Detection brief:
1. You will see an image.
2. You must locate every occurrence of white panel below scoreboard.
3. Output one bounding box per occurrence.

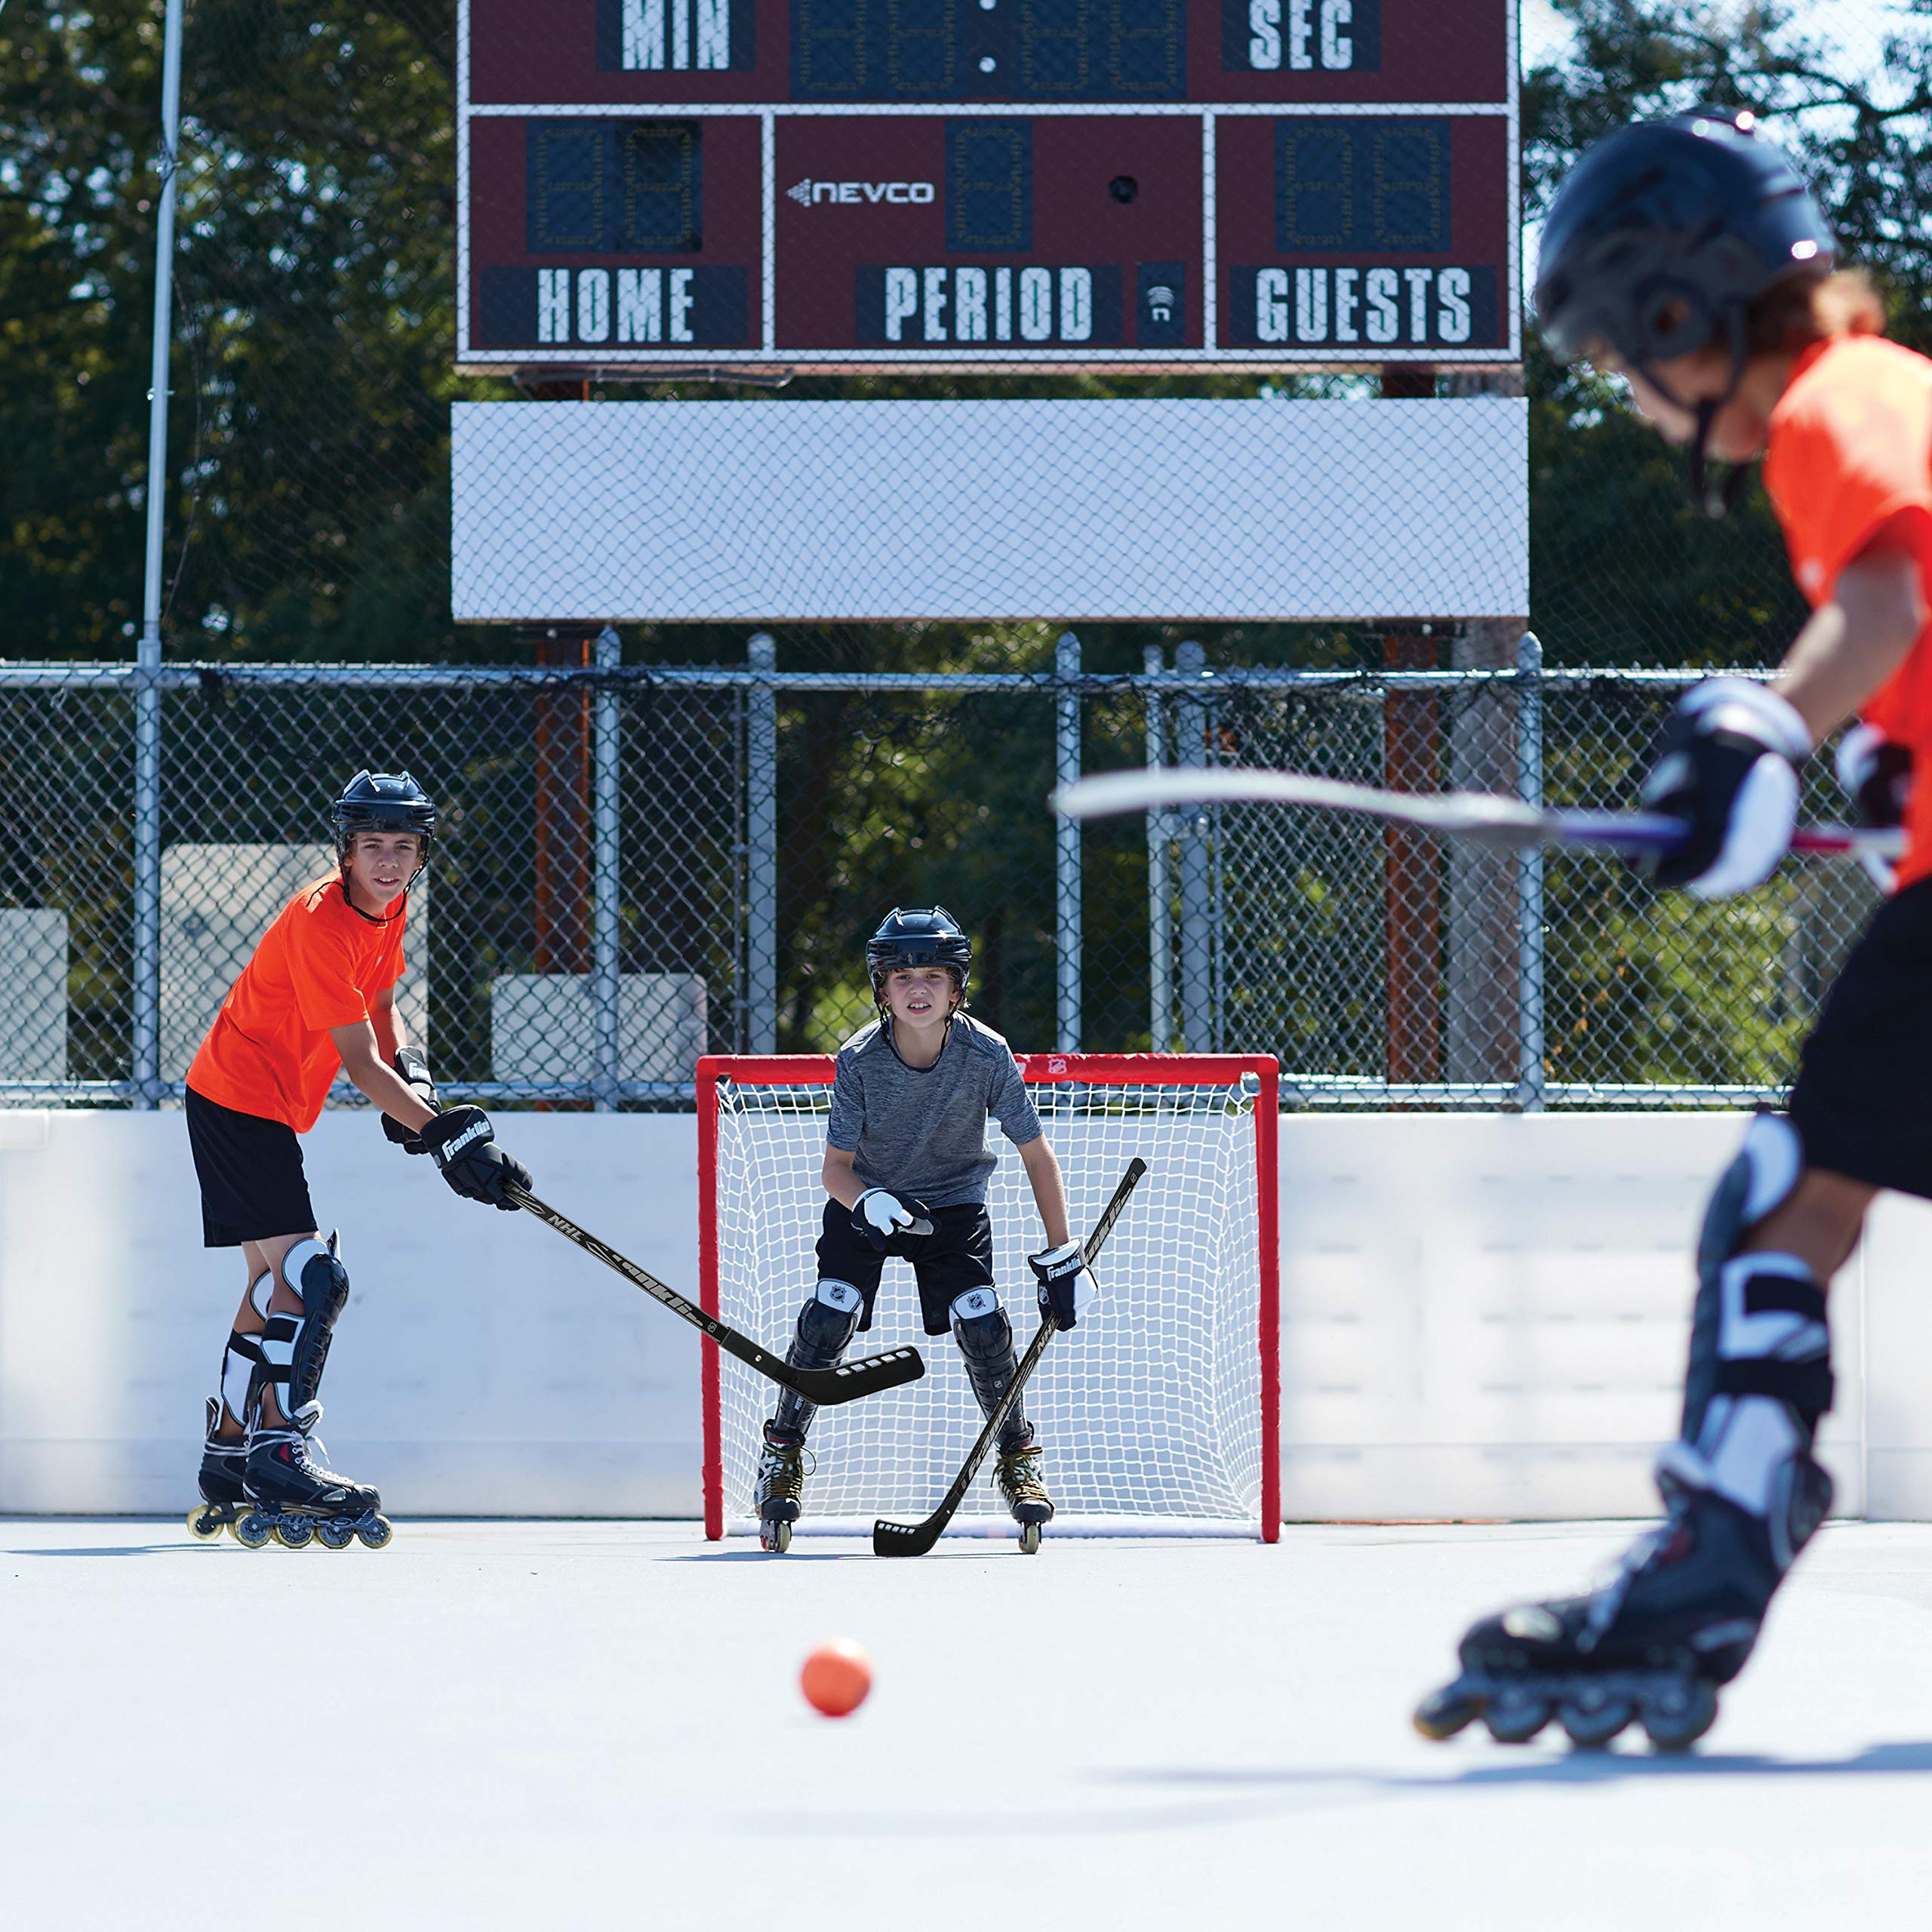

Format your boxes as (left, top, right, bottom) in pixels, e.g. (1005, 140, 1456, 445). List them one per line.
(450, 397, 1528, 623)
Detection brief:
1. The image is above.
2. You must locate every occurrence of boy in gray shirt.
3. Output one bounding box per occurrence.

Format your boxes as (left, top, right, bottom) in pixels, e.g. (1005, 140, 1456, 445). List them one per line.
(755, 906, 1091, 1552)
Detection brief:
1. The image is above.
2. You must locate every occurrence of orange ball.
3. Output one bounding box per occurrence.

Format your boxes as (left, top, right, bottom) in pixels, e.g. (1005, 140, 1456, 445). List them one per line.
(800, 1638, 872, 1718)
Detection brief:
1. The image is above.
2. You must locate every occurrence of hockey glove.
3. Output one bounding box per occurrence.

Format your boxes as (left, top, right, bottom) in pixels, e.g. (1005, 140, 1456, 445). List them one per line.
(420, 1105, 531, 1211)
(1029, 1241, 1091, 1331)
(1835, 722, 1912, 828)
(1638, 678, 1810, 897)
(1835, 721, 1912, 892)
(381, 1045, 439, 1153)
(851, 1188, 933, 1251)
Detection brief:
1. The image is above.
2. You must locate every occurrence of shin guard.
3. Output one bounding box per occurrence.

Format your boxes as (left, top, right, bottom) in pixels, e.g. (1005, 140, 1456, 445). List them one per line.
(951, 1287, 1034, 1457)
(248, 1232, 351, 1432)
(770, 1279, 864, 1442)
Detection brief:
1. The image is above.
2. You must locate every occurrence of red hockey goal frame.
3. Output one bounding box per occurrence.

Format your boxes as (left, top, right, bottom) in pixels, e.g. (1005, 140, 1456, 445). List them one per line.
(697, 1051, 1280, 1542)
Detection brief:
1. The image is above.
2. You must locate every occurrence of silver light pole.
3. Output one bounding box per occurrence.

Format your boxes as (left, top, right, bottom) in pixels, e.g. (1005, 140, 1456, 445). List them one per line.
(131, 0, 187, 1107)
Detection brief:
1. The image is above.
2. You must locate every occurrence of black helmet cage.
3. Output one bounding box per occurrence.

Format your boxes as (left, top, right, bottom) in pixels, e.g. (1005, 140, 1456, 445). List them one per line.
(1534, 109, 1836, 514)
(866, 905, 972, 1013)
(331, 769, 437, 895)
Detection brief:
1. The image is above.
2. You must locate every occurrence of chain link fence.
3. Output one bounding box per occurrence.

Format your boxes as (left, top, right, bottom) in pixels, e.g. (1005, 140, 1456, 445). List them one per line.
(0, 637, 1878, 1109)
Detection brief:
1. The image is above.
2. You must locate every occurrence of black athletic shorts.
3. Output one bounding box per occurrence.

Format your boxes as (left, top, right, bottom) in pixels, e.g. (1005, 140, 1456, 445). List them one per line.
(815, 1198, 998, 1336)
(185, 1084, 318, 1248)
(1789, 874, 1932, 1200)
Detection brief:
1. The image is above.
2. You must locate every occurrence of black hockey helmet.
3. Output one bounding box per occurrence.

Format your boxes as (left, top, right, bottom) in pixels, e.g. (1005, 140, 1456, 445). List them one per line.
(866, 906, 972, 1001)
(331, 770, 436, 888)
(1536, 109, 1835, 508)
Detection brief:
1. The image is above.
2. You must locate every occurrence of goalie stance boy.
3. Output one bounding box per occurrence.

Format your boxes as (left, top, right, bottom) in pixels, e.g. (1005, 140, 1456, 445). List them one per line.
(184, 772, 531, 1548)
(754, 907, 1088, 1552)
(1419, 112, 1932, 1749)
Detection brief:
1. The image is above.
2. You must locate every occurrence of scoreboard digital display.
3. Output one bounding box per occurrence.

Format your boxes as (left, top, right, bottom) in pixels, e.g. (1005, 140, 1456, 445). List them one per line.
(457, 0, 1518, 368)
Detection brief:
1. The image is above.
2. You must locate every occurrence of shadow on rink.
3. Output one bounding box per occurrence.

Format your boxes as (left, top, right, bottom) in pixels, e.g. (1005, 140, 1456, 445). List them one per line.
(1101, 1740, 1932, 1788)
(5, 1542, 201, 1558)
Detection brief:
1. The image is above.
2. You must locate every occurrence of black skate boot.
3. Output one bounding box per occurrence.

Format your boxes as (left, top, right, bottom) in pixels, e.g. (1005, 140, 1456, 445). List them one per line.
(188, 1396, 251, 1543)
(994, 1442, 1054, 1555)
(755, 1423, 808, 1554)
(1414, 1459, 1831, 1751)
(1417, 1115, 1835, 1753)
(238, 1402, 392, 1551)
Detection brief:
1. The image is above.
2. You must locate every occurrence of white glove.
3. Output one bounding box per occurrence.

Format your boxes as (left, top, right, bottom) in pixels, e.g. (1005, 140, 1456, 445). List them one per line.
(1029, 1241, 1094, 1331)
(852, 1189, 931, 1251)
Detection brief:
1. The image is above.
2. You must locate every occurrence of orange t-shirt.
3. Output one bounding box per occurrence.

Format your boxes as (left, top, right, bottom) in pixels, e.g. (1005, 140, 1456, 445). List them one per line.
(1762, 333, 1932, 888)
(186, 874, 407, 1131)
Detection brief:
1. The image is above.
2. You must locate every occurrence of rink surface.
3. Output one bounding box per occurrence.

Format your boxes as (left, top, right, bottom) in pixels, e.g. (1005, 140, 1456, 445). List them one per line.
(8, 1519, 1932, 1928)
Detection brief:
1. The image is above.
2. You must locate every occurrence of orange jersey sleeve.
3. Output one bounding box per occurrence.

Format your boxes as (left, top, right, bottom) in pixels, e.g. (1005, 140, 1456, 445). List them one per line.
(186, 875, 410, 1131)
(1763, 334, 1932, 888)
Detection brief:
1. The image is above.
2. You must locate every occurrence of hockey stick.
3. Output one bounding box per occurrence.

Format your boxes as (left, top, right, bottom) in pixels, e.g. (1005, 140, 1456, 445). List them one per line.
(508, 1185, 926, 1407)
(872, 1157, 1148, 1558)
(1052, 768, 1903, 861)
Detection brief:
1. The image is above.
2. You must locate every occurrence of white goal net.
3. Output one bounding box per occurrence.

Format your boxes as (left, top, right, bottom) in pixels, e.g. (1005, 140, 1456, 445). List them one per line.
(701, 1054, 1278, 1539)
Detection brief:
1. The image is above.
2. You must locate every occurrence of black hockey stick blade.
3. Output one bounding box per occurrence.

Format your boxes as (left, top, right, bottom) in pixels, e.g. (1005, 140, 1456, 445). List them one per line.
(1052, 767, 1902, 861)
(508, 1185, 925, 1405)
(872, 1157, 1148, 1558)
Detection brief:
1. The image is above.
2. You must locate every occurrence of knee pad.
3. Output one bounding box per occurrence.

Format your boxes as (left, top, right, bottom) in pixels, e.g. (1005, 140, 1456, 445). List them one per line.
(949, 1286, 1010, 1358)
(1684, 1117, 1832, 1435)
(1674, 1116, 1832, 1540)
(254, 1232, 350, 1418)
(217, 1273, 272, 1428)
(795, 1279, 864, 1364)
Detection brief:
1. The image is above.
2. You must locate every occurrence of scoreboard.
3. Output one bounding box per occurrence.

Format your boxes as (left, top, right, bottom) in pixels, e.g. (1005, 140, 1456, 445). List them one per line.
(457, 0, 1518, 368)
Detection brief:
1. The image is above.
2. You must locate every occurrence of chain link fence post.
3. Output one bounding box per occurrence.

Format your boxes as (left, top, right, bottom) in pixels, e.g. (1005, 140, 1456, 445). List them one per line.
(742, 633, 780, 1058)
(590, 624, 623, 1112)
(1144, 643, 1172, 1053)
(746, 632, 779, 1054)
(1055, 629, 1083, 1053)
(1174, 639, 1214, 1051)
(1516, 630, 1547, 1112)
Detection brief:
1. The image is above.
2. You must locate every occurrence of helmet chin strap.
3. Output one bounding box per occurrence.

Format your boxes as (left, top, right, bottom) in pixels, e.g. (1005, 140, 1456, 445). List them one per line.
(1637, 312, 1752, 519)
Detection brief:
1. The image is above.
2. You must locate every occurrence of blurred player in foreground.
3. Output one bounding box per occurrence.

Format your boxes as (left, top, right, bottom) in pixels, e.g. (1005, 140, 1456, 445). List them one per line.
(753, 906, 1089, 1552)
(184, 771, 531, 1549)
(1419, 109, 1932, 1749)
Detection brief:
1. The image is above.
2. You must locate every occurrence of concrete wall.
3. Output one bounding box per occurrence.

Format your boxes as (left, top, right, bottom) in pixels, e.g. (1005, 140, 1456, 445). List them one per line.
(2, 1110, 1926, 1519)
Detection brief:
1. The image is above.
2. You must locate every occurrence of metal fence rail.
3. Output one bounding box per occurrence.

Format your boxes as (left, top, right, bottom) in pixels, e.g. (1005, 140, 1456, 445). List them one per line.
(0, 638, 1875, 1110)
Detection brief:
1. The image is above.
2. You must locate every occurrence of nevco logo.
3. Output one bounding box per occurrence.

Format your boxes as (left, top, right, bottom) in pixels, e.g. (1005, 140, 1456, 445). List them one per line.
(787, 177, 936, 207)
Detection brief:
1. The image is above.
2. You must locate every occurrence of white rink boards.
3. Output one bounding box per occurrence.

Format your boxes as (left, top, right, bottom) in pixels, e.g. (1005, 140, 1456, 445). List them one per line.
(11, 1107, 1932, 1518)
(8, 1518, 1932, 1930)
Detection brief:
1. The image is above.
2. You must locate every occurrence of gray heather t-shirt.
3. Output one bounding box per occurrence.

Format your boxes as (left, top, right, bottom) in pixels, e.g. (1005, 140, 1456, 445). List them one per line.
(825, 1014, 1043, 1208)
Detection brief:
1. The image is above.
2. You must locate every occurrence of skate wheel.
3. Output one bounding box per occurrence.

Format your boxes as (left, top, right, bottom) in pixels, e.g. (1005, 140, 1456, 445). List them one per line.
(272, 1518, 314, 1550)
(1557, 1690, 1634, 1750)
(761, 1518, 792, 1555)
(186, 1505, 226, 1541)
(1639, 1678, 1718, 1752)
(1413, 1684, 1481, 1741)
(1482, 1684, 1553, 1745)
(234, 1514, 273, 1550)
(315, 1519, 356, 1550)
(355, 1515, 394, 1551)
(1018, 1521, 1041, 1555)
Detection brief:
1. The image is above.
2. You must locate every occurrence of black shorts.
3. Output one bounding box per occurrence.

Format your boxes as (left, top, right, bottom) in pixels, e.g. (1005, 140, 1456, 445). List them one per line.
(815, 1198, 998, 1336)
(1789, 874, 1932, 1199)
(185, 1085, 318, 1248)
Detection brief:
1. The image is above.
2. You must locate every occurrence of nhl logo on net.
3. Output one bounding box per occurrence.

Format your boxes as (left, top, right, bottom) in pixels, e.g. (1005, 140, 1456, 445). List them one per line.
(787, 177, 937, 208)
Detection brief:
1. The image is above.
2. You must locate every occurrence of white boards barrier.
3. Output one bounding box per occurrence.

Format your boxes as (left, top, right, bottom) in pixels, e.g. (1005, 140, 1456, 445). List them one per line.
(450, 397, 1529, 624)
(1, 1108, 1921, 1519)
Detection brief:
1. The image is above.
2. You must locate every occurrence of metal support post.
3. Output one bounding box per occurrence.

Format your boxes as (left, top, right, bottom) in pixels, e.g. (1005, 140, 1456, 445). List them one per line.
(590, 624, 623, 1111)
(746, 632, 779, 1054)
(1143, 644, 1171, 1051)
(1054, 630, 1082, 1052)
(131, 0, 186, 1108)
(1515, 631, 1546, 1111)
(1174, 640, 1214, 1051)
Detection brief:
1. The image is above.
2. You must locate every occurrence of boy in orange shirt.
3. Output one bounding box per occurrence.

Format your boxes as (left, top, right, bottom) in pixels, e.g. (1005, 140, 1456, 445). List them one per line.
(185, 771, 531, 1549)
(1417, 111, 1931, 1749)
